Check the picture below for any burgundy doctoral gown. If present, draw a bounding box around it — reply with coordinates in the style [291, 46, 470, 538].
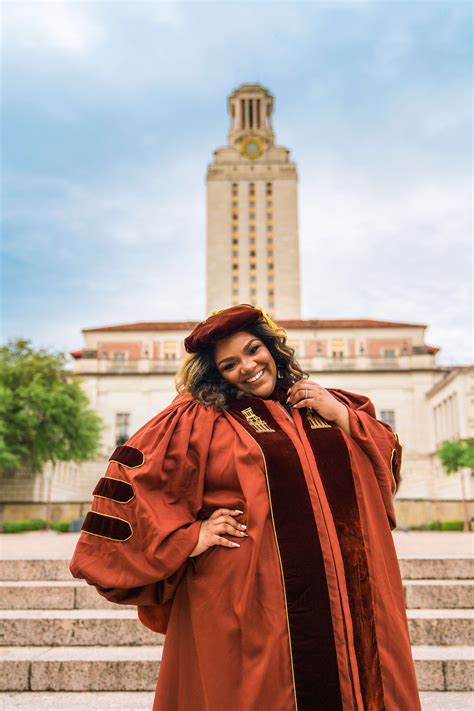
[70, 386, 422, 711]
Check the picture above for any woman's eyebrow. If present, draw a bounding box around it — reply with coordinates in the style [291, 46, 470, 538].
[217, 338, 259, 367]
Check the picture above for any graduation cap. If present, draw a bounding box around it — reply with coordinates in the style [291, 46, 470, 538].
[184, 304, 280, 353]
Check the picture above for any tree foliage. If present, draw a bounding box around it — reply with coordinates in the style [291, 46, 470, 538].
[436, 439, 474, 474]
[0, 339, 103, 474]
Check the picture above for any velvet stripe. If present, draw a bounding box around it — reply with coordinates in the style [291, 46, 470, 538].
[93, 477, 135, 504]
[81, 511, 133, 542]
[109, 445, 145, 469]
[301, 419, 385, 711]
[228, 399, 342, 711]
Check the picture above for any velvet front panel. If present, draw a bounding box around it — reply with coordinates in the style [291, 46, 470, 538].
[228, 399, 343, 711]
[301, 418, 385, 710]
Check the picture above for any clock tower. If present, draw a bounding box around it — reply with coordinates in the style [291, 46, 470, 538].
[206, 83, 301, 319]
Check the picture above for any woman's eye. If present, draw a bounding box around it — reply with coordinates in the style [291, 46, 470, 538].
[250, 345, 260, 353]
[222, 363, 235, 372]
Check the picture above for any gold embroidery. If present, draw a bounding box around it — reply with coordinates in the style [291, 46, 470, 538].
[390, 448, 398, 496]
[241, 407, 275, 433]
[306, 408, 332, 429]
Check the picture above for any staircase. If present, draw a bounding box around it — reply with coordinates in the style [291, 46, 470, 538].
[0, 557, 472, 693]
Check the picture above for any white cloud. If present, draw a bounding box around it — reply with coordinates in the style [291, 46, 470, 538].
[3, 1, 103, 55]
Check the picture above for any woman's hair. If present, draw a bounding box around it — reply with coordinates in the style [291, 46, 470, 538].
[175, 321, 308, 410]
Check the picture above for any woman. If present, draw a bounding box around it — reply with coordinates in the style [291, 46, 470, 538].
[70, 304, 421, 711]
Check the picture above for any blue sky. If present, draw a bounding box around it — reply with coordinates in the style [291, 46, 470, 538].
[1, 0, 472, 364]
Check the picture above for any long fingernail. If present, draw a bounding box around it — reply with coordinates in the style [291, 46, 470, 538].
[232, 542, 240, 547]
[234, 509, 244, 514]
[240, 524, 247, 529]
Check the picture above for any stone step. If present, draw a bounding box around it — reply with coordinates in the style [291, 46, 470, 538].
[398, 557, 473, 580]
[0, 646, 162, 692]
[0, 559, 72, 581]
[0, 610, 163, 647]
[0, 646, 472, 692]
[407, 609, 473, 646]
[412, 645, 473, 692]
[1, 692, 473, 711]
[1, 556, 472, 581]
[0, 581, 133, 610]
[0, 608, 471, 647]
[2, 578, 473, 610]
[404, 580, 474, 609]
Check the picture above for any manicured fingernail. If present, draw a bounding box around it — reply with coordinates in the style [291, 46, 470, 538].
[232, 542, 241, 547]
[240, 524, 247, 529]
[234, 509, 244, 514]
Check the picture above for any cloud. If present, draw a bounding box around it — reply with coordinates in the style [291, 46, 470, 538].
[3, 1, 103, 56]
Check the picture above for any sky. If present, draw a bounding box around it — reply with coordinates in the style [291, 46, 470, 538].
[1, 0, 472, 365]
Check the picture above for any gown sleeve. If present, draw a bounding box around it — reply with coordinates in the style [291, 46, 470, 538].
[69, 394, 218, 629]
[326, 387, 402, 531]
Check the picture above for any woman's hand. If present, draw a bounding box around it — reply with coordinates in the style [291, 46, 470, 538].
[286, 380, 351, 435]
[189, 508, 249, 557]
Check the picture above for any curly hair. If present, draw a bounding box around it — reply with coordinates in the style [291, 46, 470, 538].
[175, 321, 308, 410]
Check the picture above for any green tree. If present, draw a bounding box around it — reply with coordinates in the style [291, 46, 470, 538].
[436, 439, 474, 531]
[0, 338, 102, 474]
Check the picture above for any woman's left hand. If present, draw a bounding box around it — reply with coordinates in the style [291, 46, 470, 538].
[286, 380, 350, 433]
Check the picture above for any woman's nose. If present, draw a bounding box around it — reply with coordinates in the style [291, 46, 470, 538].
[240, 358, 257, 374]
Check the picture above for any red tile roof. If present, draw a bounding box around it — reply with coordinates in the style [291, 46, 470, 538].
[82, 318, 427, 333]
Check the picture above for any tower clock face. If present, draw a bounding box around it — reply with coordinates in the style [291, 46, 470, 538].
[241, 135, 263, 160]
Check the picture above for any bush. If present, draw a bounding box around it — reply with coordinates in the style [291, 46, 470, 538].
[50, 520, 71, 532]
[410, 519, 464, 531]
[1, 518, 47, 533]
[1, 518, 74, 533]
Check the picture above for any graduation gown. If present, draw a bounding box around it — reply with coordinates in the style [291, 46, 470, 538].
[69, 385, 421, 711]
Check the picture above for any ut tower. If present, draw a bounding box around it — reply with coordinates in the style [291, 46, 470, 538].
[206, 83, 301, 319]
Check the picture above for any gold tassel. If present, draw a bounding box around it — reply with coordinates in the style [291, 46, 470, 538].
[255, 305, 280, 333]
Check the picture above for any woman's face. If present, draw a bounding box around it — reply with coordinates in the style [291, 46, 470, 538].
[214, 330, 277, 398]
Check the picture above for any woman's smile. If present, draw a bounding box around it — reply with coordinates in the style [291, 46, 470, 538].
[244, 367, 266, 384]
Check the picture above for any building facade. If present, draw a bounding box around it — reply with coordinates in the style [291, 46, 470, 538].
[64, 319, 473, 512]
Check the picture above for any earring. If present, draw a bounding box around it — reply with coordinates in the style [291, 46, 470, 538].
[277, 367, 284, 379]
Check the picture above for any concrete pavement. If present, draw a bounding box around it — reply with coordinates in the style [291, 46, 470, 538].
[1, 529, 473, 559]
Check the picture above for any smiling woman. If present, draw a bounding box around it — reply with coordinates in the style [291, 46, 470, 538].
[70, 304, 421, 711]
